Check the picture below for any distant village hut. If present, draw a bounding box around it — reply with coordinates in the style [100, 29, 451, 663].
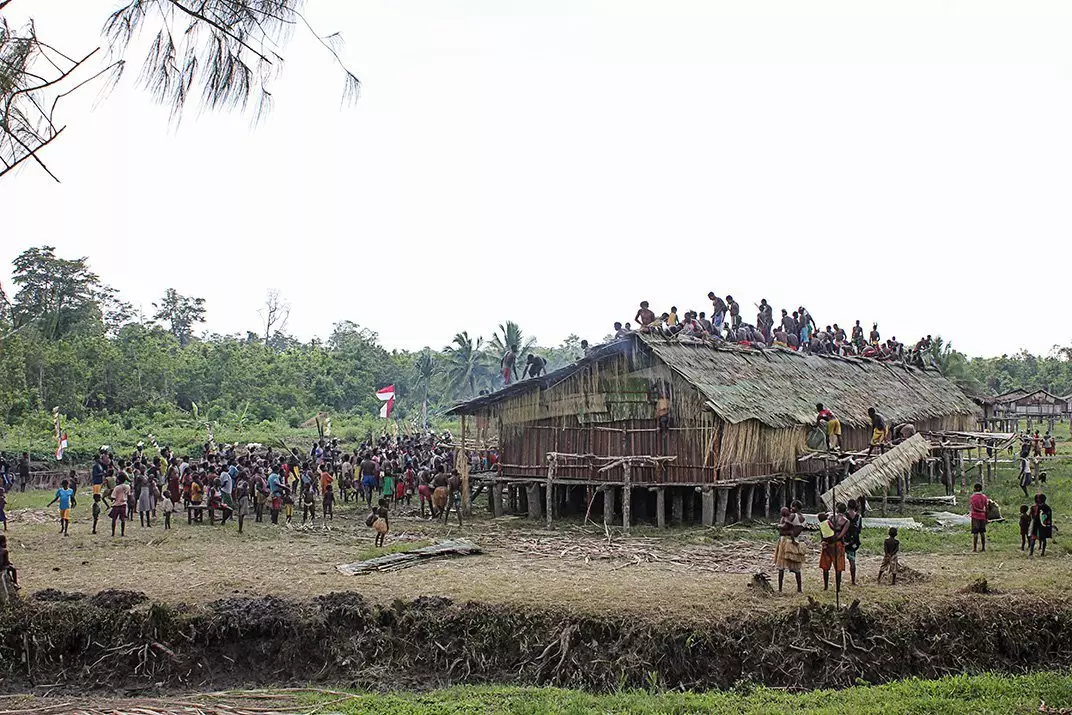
[978, 389, 1067, 433]
[448, 334, 979, 529]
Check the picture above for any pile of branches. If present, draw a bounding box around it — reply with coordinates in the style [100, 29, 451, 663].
[0, 588, 1068, 693]
[503, 536, 773, 574]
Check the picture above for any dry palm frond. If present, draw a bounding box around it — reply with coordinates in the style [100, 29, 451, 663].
[820, 433, 929, 510]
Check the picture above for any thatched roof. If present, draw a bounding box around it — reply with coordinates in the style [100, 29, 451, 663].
[448, 334, 980, 429]
[819, 433, 930, 511]
[642, 337, 979, 429]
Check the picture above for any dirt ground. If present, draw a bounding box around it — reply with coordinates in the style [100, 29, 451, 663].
[4, 486, 1070, 619]
[0, 690, 323, 714]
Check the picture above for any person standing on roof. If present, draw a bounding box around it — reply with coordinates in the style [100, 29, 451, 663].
[869, 323, 881, 347]
[708, 292, 727, 332]
[635, 301, 655, 329]
[867, 407, 889, 456]
[726, 296, 740, 328]
[851, 321, 864, 350]
[501, 345, 517, 385]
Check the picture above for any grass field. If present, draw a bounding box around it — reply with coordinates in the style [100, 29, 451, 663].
[295, 673, 1072, 714]
[7, 673, 1070, 714]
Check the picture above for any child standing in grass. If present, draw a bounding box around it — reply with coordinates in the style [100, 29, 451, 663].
[48, 479, 75, 536]
[161, 491, 174, 530]
[878, 527, 900, 585]
[110, 474, 130, 537]
[322, 485, 334, 521]
[91, 493, 106, 534]
[235, 475, 249, 534]
[372, 498, 389, 547]
[1019, 504, 1031, 551]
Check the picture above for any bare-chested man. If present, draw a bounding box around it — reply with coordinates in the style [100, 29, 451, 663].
[635, 301, 656, 329]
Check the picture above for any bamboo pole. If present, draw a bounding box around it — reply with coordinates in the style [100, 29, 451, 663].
[622, 463, 632, 533]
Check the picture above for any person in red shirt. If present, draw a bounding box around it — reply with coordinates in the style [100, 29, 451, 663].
[968, 483, 990, 552]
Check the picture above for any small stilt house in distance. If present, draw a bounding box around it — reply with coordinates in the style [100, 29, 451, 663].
[448, 334, 980, 527]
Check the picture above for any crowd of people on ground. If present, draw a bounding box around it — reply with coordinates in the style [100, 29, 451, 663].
[0, 433, 499, 543]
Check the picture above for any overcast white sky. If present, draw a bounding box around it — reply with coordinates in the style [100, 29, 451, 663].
[3, 1, 1071, 357]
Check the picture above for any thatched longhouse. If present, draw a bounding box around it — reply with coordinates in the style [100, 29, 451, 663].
[449, 334, 980, 526]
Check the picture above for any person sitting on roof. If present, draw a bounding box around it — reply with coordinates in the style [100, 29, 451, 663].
[697, 311, 713, 334]
[522, 353, 547, 379]
[613, 322, 630, 339]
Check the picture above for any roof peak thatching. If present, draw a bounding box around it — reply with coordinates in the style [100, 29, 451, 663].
[448, 333, 980, 428]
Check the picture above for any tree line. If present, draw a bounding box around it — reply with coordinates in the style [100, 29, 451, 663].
[0, 247, 583, 434]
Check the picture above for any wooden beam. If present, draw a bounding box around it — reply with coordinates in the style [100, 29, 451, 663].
[460, 414, 471, 517]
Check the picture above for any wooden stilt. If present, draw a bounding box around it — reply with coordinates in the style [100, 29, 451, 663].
[656, 488, 666, 529]
[526, 483, 542, 520]
[942, 450, 953, 496]
[672, 490, 684, 525]
[492, 482, 504, 517]
[716, 488, 729, 525]
[545, 458, 555, 529]
[603, 485, 616, 525]
[701, 487, 714, 526]
[745, 485, 754, 522]
[685, 488, 695, 524]
[736, 487, 743, 522]
[764, 481, 771, 518]
[622, 464, 632, 534]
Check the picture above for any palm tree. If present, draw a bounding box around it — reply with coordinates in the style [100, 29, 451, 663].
[929, 337, 981, 394]
[412, 349, 436, 429]
[443, 332, 492, 398]
[489, 321, 537, 379]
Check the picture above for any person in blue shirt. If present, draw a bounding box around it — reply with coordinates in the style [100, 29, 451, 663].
[48, 479, 76, 536]
[267, 470, 283, 524]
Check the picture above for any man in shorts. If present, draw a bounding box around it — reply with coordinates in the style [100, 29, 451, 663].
[969, 483, 989, 552]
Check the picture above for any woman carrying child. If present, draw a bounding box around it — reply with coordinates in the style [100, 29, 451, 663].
[772, 500, 806, 592]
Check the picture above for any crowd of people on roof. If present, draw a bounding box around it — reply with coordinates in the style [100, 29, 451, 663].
[612, 294, 938, 366]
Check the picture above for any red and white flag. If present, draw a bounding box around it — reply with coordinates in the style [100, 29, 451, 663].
[376, 385, 395, 419]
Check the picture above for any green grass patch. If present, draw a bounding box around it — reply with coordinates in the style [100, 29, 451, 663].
[299, 672, 1072, 714]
